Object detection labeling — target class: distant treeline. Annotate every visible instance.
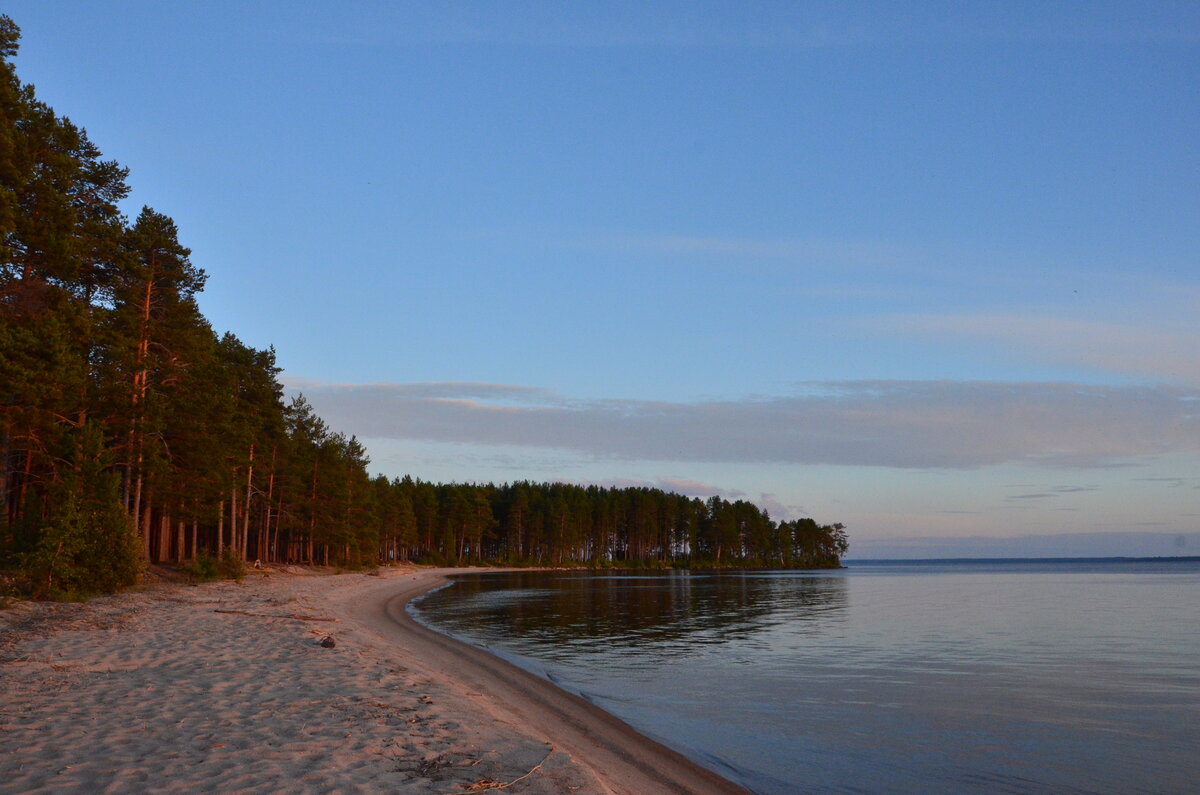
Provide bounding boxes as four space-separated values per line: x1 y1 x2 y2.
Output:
375 480 848 571
0 16 846 598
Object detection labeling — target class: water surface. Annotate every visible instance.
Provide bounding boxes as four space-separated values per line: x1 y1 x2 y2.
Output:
412 560 1200 793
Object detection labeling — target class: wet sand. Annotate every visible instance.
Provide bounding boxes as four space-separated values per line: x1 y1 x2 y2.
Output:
351 568 747 794
0 566 745 793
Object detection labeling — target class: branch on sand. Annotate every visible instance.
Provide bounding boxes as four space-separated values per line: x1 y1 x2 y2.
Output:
460 746 555 792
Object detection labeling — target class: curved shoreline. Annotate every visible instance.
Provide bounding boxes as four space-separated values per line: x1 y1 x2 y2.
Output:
345 568 748 795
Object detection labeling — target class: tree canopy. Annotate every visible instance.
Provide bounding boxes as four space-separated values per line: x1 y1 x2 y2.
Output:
0 15 846 598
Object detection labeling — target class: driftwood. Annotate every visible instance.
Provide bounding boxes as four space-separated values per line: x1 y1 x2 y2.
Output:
460 747 554 792
212 609 339 622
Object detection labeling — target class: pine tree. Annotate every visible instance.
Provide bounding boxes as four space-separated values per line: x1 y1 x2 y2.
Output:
19 423 140 599
0 13 848 589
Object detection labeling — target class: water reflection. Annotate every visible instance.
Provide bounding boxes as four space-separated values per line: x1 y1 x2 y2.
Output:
413 563 1200 794
415 570 849 662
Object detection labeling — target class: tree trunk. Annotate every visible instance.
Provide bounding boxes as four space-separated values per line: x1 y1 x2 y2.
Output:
242 444 254 560
17 448 33 526
158 512 169 563
308 458 318 563
261 448 276 562
141 494 153 561
0 420 10 532
267 498 279 563
127 259 156 536
133 472 145 557
230 486 238 559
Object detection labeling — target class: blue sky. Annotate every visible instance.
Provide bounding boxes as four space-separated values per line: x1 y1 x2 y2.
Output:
9 2 1198 555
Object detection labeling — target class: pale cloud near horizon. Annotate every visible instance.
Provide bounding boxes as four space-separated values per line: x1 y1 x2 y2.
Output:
289 379 1200 470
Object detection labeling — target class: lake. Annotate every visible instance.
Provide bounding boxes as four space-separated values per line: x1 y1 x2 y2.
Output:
411 560 1200 793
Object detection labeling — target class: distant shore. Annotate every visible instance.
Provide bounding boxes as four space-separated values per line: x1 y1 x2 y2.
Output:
0 566 744 793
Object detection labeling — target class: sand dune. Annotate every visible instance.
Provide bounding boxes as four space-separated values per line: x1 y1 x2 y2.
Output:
0 566 744 794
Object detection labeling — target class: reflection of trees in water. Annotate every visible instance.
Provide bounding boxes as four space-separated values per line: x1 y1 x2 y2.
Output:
420 571 849 661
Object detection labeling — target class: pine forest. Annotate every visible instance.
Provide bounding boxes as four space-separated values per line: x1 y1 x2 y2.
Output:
0 16 847 599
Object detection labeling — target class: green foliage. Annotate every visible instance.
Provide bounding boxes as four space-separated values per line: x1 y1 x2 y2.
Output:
0 13 848 585
184 548 244 583
185 549 218 582
0 15 19 59
18 429 142 600
217 546 245 581
20 500 90 601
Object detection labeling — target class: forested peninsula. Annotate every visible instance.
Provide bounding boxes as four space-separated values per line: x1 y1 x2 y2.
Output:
0 16 847 599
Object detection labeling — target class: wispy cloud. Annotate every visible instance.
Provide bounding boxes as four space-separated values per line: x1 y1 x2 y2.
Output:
1134 477 1200 489
293 380 1200 470
552 231 1191 306
891 314 1200 385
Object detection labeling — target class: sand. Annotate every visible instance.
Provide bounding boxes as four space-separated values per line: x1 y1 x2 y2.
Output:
0 566 746 794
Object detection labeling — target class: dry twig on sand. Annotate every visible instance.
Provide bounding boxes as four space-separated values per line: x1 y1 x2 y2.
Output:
459 747 554 792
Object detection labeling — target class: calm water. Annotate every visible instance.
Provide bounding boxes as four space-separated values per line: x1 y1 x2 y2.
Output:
411 560 1200 794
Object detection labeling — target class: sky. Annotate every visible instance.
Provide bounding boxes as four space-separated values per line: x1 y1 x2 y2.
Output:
7 2 1199 556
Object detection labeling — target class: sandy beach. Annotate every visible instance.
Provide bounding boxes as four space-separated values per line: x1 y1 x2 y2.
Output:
0 566 745 794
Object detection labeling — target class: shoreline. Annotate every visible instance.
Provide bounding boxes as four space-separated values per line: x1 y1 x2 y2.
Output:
0 566 746 793
355 568 747 794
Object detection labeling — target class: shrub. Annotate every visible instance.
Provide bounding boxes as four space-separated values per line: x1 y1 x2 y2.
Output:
21 469 142 601
185 549 219 582
217 547 245 581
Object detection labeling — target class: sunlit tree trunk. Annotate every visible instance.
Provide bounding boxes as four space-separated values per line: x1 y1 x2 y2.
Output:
241 444 254 560
230 485 238 558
